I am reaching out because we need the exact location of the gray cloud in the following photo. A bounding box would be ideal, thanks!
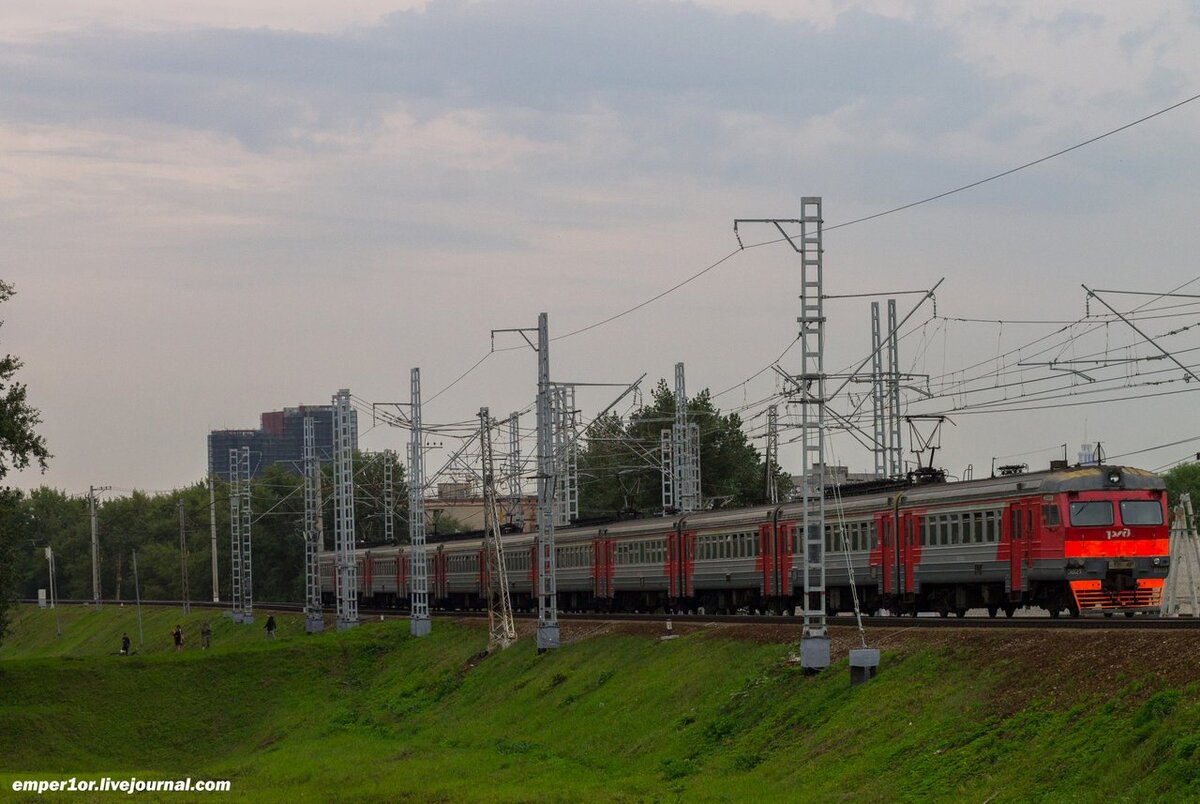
[1,2,996,151]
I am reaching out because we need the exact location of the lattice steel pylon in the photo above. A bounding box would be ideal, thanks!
[534,314,560,650]
[491,313,559,650]
[662,362,701,513]
[480,407,517,651]
[766,405,779,504]
[870,302,887,479]
[408,368,431,637]
[229,449,243,622]
[797,198,830,670]
[178,500,191,615]
[1162,494,1200,617]
[303,416,325,634]
[383,449,396,544]
[333,389,359,630]
[239,445,254,623]
[552,385,579,526]
[885,299,903,479]
[735,200,830,670]
[505,412,523,530]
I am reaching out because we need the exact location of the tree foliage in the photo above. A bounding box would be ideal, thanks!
[577,378,789,519]
[0,281,51,645]
[1163,462,1200,513]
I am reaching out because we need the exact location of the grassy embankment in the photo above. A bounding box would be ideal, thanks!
[2,604,1200,801]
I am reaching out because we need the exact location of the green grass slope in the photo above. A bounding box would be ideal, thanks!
[3,606,1200,802]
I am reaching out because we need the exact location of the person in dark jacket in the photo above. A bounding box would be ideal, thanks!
[172,625,183,652]
[120,633,130,655]
[264,615,276,639]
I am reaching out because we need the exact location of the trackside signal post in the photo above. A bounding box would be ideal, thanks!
[493,313,559,650]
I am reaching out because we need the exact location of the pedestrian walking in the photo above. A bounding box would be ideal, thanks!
[264,615,277,639]
[120,633,130,655]
[172,624,183,652]
[200,620,212,650]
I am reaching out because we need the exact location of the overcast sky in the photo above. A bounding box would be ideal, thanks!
[4,0,1199,497]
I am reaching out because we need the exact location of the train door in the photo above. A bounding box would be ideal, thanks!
[592,532,614,599]
[899,511,922,598]
[362,551,373,597]
[875,512,894,597]
[758,522,775,595]
[396,553,407,598]
[680,529,696,598]
[1007,500,1037,597]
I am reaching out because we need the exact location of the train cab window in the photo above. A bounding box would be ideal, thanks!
[1042,504,1061,527]
[1069,501,1114,527]
[1120,501,1163,526]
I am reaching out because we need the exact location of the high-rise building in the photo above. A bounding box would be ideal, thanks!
[207,405,356,480]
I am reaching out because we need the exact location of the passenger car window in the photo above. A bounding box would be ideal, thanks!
[1069,501,1114,527]
[1119,500,1163,526]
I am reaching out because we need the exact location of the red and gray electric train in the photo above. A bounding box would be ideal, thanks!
[321,464,1169,618]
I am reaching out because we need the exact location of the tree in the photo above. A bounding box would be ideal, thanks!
[0,281,51,645]
[577,378,787,519]
[1163,462,1200,513]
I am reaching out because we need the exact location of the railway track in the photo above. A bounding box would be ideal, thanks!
[28,599,1200,630]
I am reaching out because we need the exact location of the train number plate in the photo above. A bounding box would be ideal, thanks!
[1108,559,1134,570]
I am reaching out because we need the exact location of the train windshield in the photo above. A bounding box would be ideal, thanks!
[1119,500,1164,526]
[1069,501,1114,527]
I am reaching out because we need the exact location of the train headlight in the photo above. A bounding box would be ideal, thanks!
[1106,469,1122,486]
[1153,557,1171,568]
[1066,558,1085,569]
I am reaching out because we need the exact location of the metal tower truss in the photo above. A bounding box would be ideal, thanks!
[660,429,674,512]
[303,416,325,633]
[505,412,523,530]
[333,388,359,630]
[179,501,191,615]
[662,362,701,513]
[480,407,517,650]
[1162,494,1200,617]
[552,384,579,527]
[238,446,254,623]
[408,368,431,636]
[228,449,243,622]
[885,299,903,479]
[870,302,887,479]
[766,405,779,504]
[492,313,559,650]
[383,449,396,544]
[734,199,830,671]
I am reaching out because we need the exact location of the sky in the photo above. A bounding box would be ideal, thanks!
[3,0,1200,498]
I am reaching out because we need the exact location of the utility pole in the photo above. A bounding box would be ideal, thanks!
[408,368,431,637]
[88,485,110,608]
[480,407,517,650]
[179,500,191,615]
[333,388,358,630]
[885,299,903,479]
[303,416,325,633]
[492,313,559,650]
[44,547,61,638]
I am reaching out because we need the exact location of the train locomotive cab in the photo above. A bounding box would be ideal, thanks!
[1045,466,1169,615]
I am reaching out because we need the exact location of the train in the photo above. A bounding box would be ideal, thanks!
[320,463,1170,618]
